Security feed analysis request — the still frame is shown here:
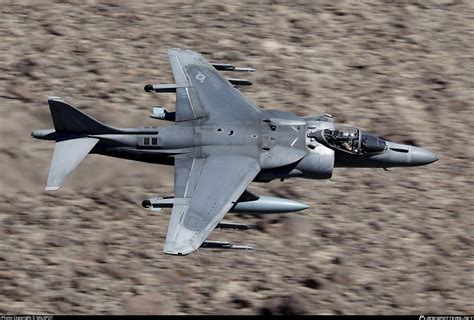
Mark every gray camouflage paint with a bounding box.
[32,49,437,255]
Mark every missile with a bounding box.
[211,63,235,71]
[144,83,186,93]
[142,197,173,212]
[142,195,309,214]
[227,78,252,86]
[234,67,256,72]
[215,221,254,230]
[211,63,256,72]
[200,240,253,250]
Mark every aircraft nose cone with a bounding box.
[410,147,439,166]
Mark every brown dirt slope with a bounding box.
[0,0,473,315]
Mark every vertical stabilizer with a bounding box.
[48,97,119,134]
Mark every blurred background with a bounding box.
[0,0,472,315]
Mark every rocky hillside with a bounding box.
[0,0,472,315]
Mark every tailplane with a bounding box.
[37,97,120,191]
[45,137,99,190]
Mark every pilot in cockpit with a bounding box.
[341,130,357,153]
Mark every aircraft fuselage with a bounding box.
[33,109,438,183]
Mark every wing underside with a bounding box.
[164,155,260,255]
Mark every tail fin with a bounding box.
[44,97,118,190]
[45,137,99,190]
[48,97,119,134]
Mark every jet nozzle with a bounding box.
[144,84,154,92]
[31,129,56,140]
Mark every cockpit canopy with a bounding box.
[360,133,387,154]
[321,126,387,155]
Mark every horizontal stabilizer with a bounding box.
[45,137,99,191]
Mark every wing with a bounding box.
[167,48,261,123]
[164,155,260,255]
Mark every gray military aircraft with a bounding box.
[32,48,438,256]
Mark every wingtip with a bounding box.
[167,48,181,54]
[163,242,197,256]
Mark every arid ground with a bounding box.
[0,0,473,315]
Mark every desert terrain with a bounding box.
[0,0,473,315]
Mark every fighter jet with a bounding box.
[32,48,438,256]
